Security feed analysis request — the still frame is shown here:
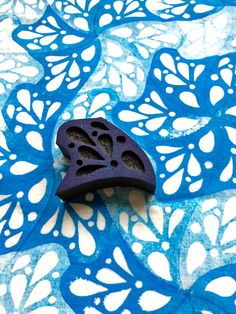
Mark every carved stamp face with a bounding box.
[56,118,156,200]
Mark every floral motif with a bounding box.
[0,0,53,23]
[39,191,111,259]
[0,18,42,108]
[4,87,62,154]
[114,49,236,199]
[98,188,236,313]
[0,243,73,313]
[67,242,177,313]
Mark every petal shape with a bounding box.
[10,162,38,175]
[186,242,206,274]
[139,291,171,311]
[70,278,107,296]
[132,222,159,242]
[104,289,131,311]
[96,268,126,284]
[26,131,44,151]
[205,277,236,297]
[78,221,96,256]
[28,178,47,204]
[148,252,172,281]
[30,251,58,285]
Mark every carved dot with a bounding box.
[116,136,126,143]
[17,191,24,198]
[77,160,83,166]
[111,160,118,167]
[135,281,143,288]
[68,143,75,148]
[92,131,98,137]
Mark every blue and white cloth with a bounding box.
[0,0,235,313]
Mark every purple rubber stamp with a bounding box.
[56,118,156,200]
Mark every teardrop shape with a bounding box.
[128,190,147,221]
[74,17,89,31]
[199,131,215,153]
[28,178,47,204]
[177,62,189,79]
[70,203,93,220]
[70,278,107,296]
[81,45,96,61]
[220,68,233,86]
[40,209,59,235]
[5,232,23,248]
[210,86,224,106]
[113,247,133,276]
[76,165,106,177]
[205,277,236,297]
[187,154,201,176]
[139,291,171,311]
[165,154,184,172]
[96,268,126,284]
[10,274,27,309]
[103,289,131,312]
[149,205,164,235]
[30,251,58,285]
[9,202,23,230]
[179,91,199,108]
[122,151,144,173]
[98,134,113,157]
[186,242,206,274]
[132,222,159,242]
[62,210,75,238]
[46,72,66,92]
[67,127,95,145]
[26,131,44,151]
[148,252,172,281]
[160,53,176,73]
[220,158,233,182]
[173,118,199,131]
[78,146,104,160]
[145,117,166,131]
[89,93,110,114]
[10,161,38,175]
[163,169,184,195]
[12,255,30,272]
[168,209,184,237]
[17,89,31,110]
[24,280,51,308]
[99,14,113,27]
[225,126,236,145]
[203,215,219,245]
[165,74,185,85]
[78,221,96,256]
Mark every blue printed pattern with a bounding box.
[0,0,235,313]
